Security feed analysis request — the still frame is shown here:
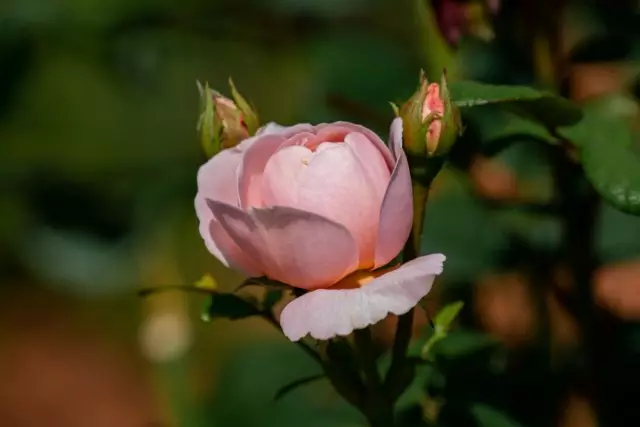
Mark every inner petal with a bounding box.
[302,126,351,150]
[261,145,312,207]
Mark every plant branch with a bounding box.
[354,328,394,427]
[384,181,432,403]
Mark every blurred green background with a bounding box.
[1,0,639,426]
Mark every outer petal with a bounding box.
[209,201,359,289]
[206,201,267,276]
[195,139,253,266]
[208,219,263,276]
[374,118,413,268]
[280,254,446,341]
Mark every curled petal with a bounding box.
[280,253,446,341]
[374,118,413,267]
[315,121,395,169]
[208,201,360,289]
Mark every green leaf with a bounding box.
[559,95,640,215]
[421,172,509,282]
[421,332,447,359]
[450,81,583,128]
[470,403,524,427]
[201,292,260,322]
[461,105,558,155]
[263,288,284,311]
[596,202,640,263]
[194,273,217,290]
[431,330,498,359]
[433,301,464,331]
[421,301,466,358]
[274,374,326,401]
[394,363,437,412]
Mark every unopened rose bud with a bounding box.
[398,70,460,158]
[196,78,259,158]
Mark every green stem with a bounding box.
[354,329,383,389]
[384,182,431,400]
[354,328,395,427]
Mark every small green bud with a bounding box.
[196,79,259,158]
[399,70,461,157]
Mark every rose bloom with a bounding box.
[195,118,445,341]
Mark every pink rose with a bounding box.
[195,118,445,340]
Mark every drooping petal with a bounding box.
[209,201,359,289]
[315,122,395,169]
[237,134,287,208]
[261,145,311,206]
[207,200,269,275]
[195,139,252,265]
[280,253,446,341]
[296,143,381,267]
[251,206,360,289]
[208,219,263,276]
[374,118,413,267]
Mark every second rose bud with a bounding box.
[397,71,461,158]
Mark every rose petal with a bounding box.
[281,132,316,147]
[251,206,360,289]
[297,143,381,267]
[280,253,446,341]
[315,122,395,169]
[374,118,413,267]
[237,134,287,208]
[195,139,253,265]
[207,200,269,275]
[208,218,263,276]
[209,201,359,289]
[258,122,315,138]
[344,132,391,201]
[261,145,311,206]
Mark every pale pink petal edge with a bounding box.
[280,253,446,341]
[258,122,314,138]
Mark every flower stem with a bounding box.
[354,328,395,427]
[384,182,431,400]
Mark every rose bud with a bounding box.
[397,70,461,158]
[196,78,259,158]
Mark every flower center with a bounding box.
[330,264,400,290]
